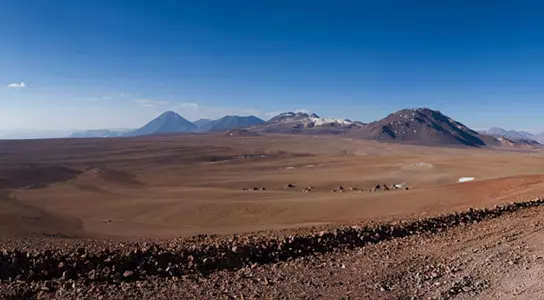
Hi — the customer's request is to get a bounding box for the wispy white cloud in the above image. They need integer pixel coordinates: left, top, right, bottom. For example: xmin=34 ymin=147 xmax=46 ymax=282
xmin=135 ymin=99 xmax=170 ymax=108
xmin=180 ymin=102 xmax=198 ymax=109
xmin=294 ymin=108 xmax=309 ymax=113
xmin=135 ymin=99 xmax=151 ymax=104
xmin=82 ymin=93 xmax=126 ymax=102
xmin=7 ymin=82 xmax=25 ymax=88
xmin=259 ymin=111 xmax=283 ymax=120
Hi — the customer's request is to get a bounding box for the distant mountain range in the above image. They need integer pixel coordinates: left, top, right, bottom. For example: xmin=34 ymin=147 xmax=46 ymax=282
xmin=65 ymin=109 xmax=543 ymax=148
xmin=73 ymin=112 xmax=265 ymax=137
xmin=480 ymin=127 xmax=544 ymax=144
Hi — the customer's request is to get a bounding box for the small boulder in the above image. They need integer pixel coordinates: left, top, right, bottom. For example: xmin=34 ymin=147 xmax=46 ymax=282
xmin=123 ymin=270 xmax=135 ymax=280
xmin=166 ymin=265 xmax=180 ymax=276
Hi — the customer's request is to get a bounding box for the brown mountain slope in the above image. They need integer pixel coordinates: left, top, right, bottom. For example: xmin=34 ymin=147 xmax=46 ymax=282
xmin=349 ymin=108 xmax=497 ymax=147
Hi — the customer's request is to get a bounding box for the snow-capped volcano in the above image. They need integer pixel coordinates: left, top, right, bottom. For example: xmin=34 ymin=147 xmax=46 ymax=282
xmin=267 ymin=112 xmax=362 ymax=128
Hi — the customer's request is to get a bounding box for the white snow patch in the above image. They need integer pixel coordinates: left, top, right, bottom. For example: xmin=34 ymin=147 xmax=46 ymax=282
xmin=310 ymin=117 xmax=354 ymax=126
xmin=285 ymin=167 xmax=294 ymax=170
xmin=458 ymin=177 xmax=475 ymax=183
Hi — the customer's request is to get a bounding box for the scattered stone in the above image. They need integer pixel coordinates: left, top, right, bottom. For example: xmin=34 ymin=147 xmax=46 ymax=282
xmin=333 ymin=185 xmax=345 ymax=192
xmin=123 ymin=271 xmax=135 ymax=280
xmin=0 ymin=197 xmax=543 ymax=291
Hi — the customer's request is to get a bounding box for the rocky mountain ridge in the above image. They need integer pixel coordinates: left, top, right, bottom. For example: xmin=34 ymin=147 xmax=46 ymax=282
xmin=68 ymin=108 xmax=542 ymax=148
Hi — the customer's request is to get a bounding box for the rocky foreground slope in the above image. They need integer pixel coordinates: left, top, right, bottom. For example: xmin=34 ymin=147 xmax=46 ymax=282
xmin=3 ymin=199 xmax=544 ymax=299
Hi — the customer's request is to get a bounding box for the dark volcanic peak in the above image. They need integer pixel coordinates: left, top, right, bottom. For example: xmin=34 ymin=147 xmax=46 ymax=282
xmin=351 ymin=108 xmax=488 ymax=146
xmin=209 ymin=115 xmax=265 ymax=132
xmin=126 ymin=111 xmax=197 ymax=136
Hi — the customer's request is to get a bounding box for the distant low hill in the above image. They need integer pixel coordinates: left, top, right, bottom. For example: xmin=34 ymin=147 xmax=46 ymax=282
xmin=193 ymin=119 xmax=214 ymax=131
xmin=481 ymin=127 xmax=542 ymax=144
xmin=193 ymin=116 xmax=264 ymax=132
xmin=208 ymin=115 xmax=264 ymax=131
xmin=125 ymin=111 xmax=197 ymax=136
xmin=70 ymin=129 xmax=130 ymax=138
xmin=349 ymin=108 xmax=495 ymax=147
xmin=495 ymin=136 xmax=541 ymax=147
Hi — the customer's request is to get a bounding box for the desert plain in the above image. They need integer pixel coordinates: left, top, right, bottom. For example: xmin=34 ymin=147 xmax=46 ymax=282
xmin=2 ymin=133 xmax=544 ymax=299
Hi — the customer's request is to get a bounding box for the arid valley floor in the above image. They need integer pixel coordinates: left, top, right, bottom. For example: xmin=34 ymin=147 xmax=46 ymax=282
xmin=2 ymin=133 xmax=544 ymax=299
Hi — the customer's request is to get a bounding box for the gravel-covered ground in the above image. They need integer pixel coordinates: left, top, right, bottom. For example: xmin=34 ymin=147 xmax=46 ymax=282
xmin=3 ymin=200 xmax=544 ymax=299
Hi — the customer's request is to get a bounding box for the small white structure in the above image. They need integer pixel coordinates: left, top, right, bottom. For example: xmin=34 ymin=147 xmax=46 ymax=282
xmin=458 ymin=177 xmax=475 ymax=183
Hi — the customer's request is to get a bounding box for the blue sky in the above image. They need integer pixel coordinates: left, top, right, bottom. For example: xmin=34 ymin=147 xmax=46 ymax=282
xmin=1 ymin=1 xmax=544 ymax=131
